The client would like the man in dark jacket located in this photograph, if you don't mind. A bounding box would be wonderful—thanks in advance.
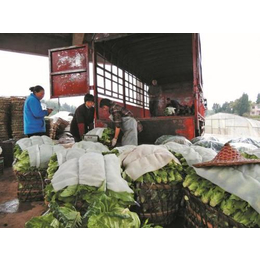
[148,79,161,117]
[166,98,181,115]
[70,94,95,142]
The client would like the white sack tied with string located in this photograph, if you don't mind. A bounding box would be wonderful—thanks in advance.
[104,154,133,193]
[123,144,179,181]
[73,140,109,153]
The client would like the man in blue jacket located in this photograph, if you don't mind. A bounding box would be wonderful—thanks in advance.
[23,85,53,137]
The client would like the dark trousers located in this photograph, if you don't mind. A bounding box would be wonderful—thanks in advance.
[149,99,159,117]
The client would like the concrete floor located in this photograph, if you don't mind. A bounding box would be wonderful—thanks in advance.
[0,167,47,228]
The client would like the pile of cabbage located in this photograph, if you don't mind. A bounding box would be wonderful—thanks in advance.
[14,136,54,159]
[183,165,260,227]
[13,144,64,173]
[26,151,142,228]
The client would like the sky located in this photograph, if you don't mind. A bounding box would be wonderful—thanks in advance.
[200,33,260,109]
[1,33,260,110]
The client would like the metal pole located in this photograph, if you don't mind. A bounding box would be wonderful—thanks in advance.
[192,33,201,136]
[92,41,99,119]
[123,69,126,108]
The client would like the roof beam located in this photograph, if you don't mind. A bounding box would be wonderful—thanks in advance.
[72,33,85,45]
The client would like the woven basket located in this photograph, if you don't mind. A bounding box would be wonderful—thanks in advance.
[193,143,260,167]
[182,189,246,228]
[10,97,26,141]
[15,170,46,202]
[132,182,182,227]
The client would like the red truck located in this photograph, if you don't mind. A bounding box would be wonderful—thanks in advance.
[49,33,206,144]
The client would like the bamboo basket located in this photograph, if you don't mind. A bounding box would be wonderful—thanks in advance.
[182,189,246,228]
[132,182,182,227]
[15,170,46,202]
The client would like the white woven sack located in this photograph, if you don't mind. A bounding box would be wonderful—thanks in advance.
[16,135,54,150]
[162,142,201,166]
[39,144,55,168]
[56,149,68,166]
[51,158,79,191]
[115,145,137,163]
[79,152,106,188]
[123,144,178,181]
[26,145,40,168]
[191,145,217,163]
[16,137,32,150]
[30,136,44,146]
[104,154,133,193]
[41,135,54,145]
[66,147,85,161]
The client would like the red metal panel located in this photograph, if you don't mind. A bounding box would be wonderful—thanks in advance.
[137,116,195,144]
[49,44,90,98]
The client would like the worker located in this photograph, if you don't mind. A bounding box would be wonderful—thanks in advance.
[24,85,53,137]
[100,98,141,147]
[70,94,95,142]
[166,98,192,116]
[166,98,181,115]
[148,79,161,117]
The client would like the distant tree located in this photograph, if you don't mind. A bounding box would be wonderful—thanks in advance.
[221,102,233,113]
[257,93,260,104]
[233,93,250,116]
[212,103,221,113]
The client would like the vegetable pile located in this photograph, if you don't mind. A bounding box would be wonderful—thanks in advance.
[99,128,114,146]
[14,144,22,159]
[122,158,184,226]
[26,182,141,228]
[46,154,59,180]
[183,167,260,227]
[26,151,143,228]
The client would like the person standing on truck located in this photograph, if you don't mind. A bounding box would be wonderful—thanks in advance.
[100,98,142,147]
[148,79,161,117]
[166,98,181,115]
[70,94,95,142]
[24,85,53,137]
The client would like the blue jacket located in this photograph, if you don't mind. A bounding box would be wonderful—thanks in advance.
[23,93,48,135]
